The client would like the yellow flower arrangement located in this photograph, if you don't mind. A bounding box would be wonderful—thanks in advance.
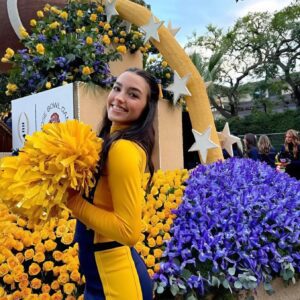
[0,120,102,222]
[135,169,189,277]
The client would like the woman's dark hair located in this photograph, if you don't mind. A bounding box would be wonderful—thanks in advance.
[98,67,159,188]
[244,133,257,150]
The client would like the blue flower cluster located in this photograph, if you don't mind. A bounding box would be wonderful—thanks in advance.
[154,158,300,297]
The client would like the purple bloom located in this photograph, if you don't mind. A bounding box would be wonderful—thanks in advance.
[155,158,300,297]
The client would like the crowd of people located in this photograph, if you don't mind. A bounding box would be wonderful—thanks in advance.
[225,129,300,180]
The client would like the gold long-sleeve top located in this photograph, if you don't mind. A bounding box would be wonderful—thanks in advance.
[67,127,146,247]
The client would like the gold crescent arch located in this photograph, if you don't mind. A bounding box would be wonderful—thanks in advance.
[115,0,223,164]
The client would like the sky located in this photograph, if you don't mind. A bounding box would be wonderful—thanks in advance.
[147,0,293,46]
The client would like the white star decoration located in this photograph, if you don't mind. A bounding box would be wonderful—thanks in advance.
[167,21,180,36]
[120,20,132,34]
[189,126,219,163]
[166,71,191,105]
[218,122,240,157]
[105,0,119,23]
[140,15,164,43]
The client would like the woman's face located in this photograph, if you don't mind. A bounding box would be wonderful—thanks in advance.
[107,71,148,126]
[285,133,293,144]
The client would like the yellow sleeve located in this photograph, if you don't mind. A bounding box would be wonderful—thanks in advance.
[67,140,145,246]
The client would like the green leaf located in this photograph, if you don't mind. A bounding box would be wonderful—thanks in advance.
[181,268,192,280]
[234,280,243,289]
[228,266,236,276]
[157,286,164,294]
[222,279,230,289]
[170,284,180,296]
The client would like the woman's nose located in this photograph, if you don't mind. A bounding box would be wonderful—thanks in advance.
[115,92,126,103]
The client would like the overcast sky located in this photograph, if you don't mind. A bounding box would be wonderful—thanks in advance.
[147,0,293,45]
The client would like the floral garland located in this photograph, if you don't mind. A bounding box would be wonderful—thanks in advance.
[1,1,150,98]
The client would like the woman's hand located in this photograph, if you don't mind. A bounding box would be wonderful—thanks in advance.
[66,188,80,210]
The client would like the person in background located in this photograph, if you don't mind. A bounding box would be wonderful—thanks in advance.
[243,133,259,160]
[257,135,276,167]
[66,68,159,300]
[278,129,300,180]
[222,142,243,159]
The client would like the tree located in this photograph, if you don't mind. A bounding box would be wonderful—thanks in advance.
[266,1,300,105]
[186,12,271,117]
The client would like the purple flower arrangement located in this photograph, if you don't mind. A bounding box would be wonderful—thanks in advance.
[154,158,300,298]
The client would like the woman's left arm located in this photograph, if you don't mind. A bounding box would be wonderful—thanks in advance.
[67,140,145,246]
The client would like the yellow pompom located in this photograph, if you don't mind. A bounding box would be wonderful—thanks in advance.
[0,120,102,223]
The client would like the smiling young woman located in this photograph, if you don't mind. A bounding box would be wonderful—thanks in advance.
[67,68,159,300]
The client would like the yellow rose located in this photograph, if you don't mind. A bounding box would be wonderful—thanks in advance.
[59,11,68,20]
[150,186,159,196]
[82,66,92,76]
[104,23,111,30]
[30,19,37,27]
[37,10,44,18]
[141,246,150,257]
[134,241,143,253]
[7,256,19,270]
[28,263,41,276]
[156,236,163,246]
[12,291,22,299]
[53,250,63,262]
[43,261,54,272]
[63,283,75,295]
[58,272,69,285]
[13,264,24,275]
[66,296,76,300]
[16,253,25,265]
[97,6,104,13]
[0,286,5,297]
[90,14,97,22]
[145,255,155,267]
[154,249,163,259]
[150,215,159,226]
[86,36,93,45]
[36,43,45,55]
[5,47,15,58]
[1,57,8,63]
[148,237,156,248]
[102,35,111,45]
[163,223,170,232]
[14,241,24,252]
[31,277,42,290]
[39,293,51,300]
[113,37,120,43]
[161,61,168,68]
[13,271,27,283]
[154,263,161,272]
[49,21,60,30]
[51,280,60,291]
[119,38,125,44]
[61,233,74,245]
[45,82,52,89]
[24,249,34,260]
[51,292,63,300]
[116,45,127,54]
[33,252,45,263]
[52,266,60,277]
[150,227,159,237]
[42,283,51,293]
[44,239,57,252]
[3,273,13,284]
[76,10,84,17]
[163,232,171,241]
[165,73,171,79]
[21,287,31,298]
[70,270,81,282]
[6,83,18,92]
[148,269,154,278]
[19,278,29,290]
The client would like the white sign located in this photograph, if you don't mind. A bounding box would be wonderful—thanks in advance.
[12,84,74,149]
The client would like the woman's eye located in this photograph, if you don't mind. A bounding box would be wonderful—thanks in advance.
[113,86,120,91]
[129,92,138,98]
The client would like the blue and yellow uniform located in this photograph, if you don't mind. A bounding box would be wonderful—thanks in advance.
[67,126,152,299]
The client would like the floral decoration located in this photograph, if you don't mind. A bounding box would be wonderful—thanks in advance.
[1,1,150,98]
[0,204,84,300]
[137,169,189,278]
[153,158,300,298]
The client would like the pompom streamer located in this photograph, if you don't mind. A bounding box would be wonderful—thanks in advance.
[0,120,102,222]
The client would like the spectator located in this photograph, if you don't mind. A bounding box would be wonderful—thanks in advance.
[243,133,259,160]
[257,135,276,167]
[278,129,300,180]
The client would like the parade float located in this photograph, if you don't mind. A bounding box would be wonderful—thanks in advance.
[0,1,299,299]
